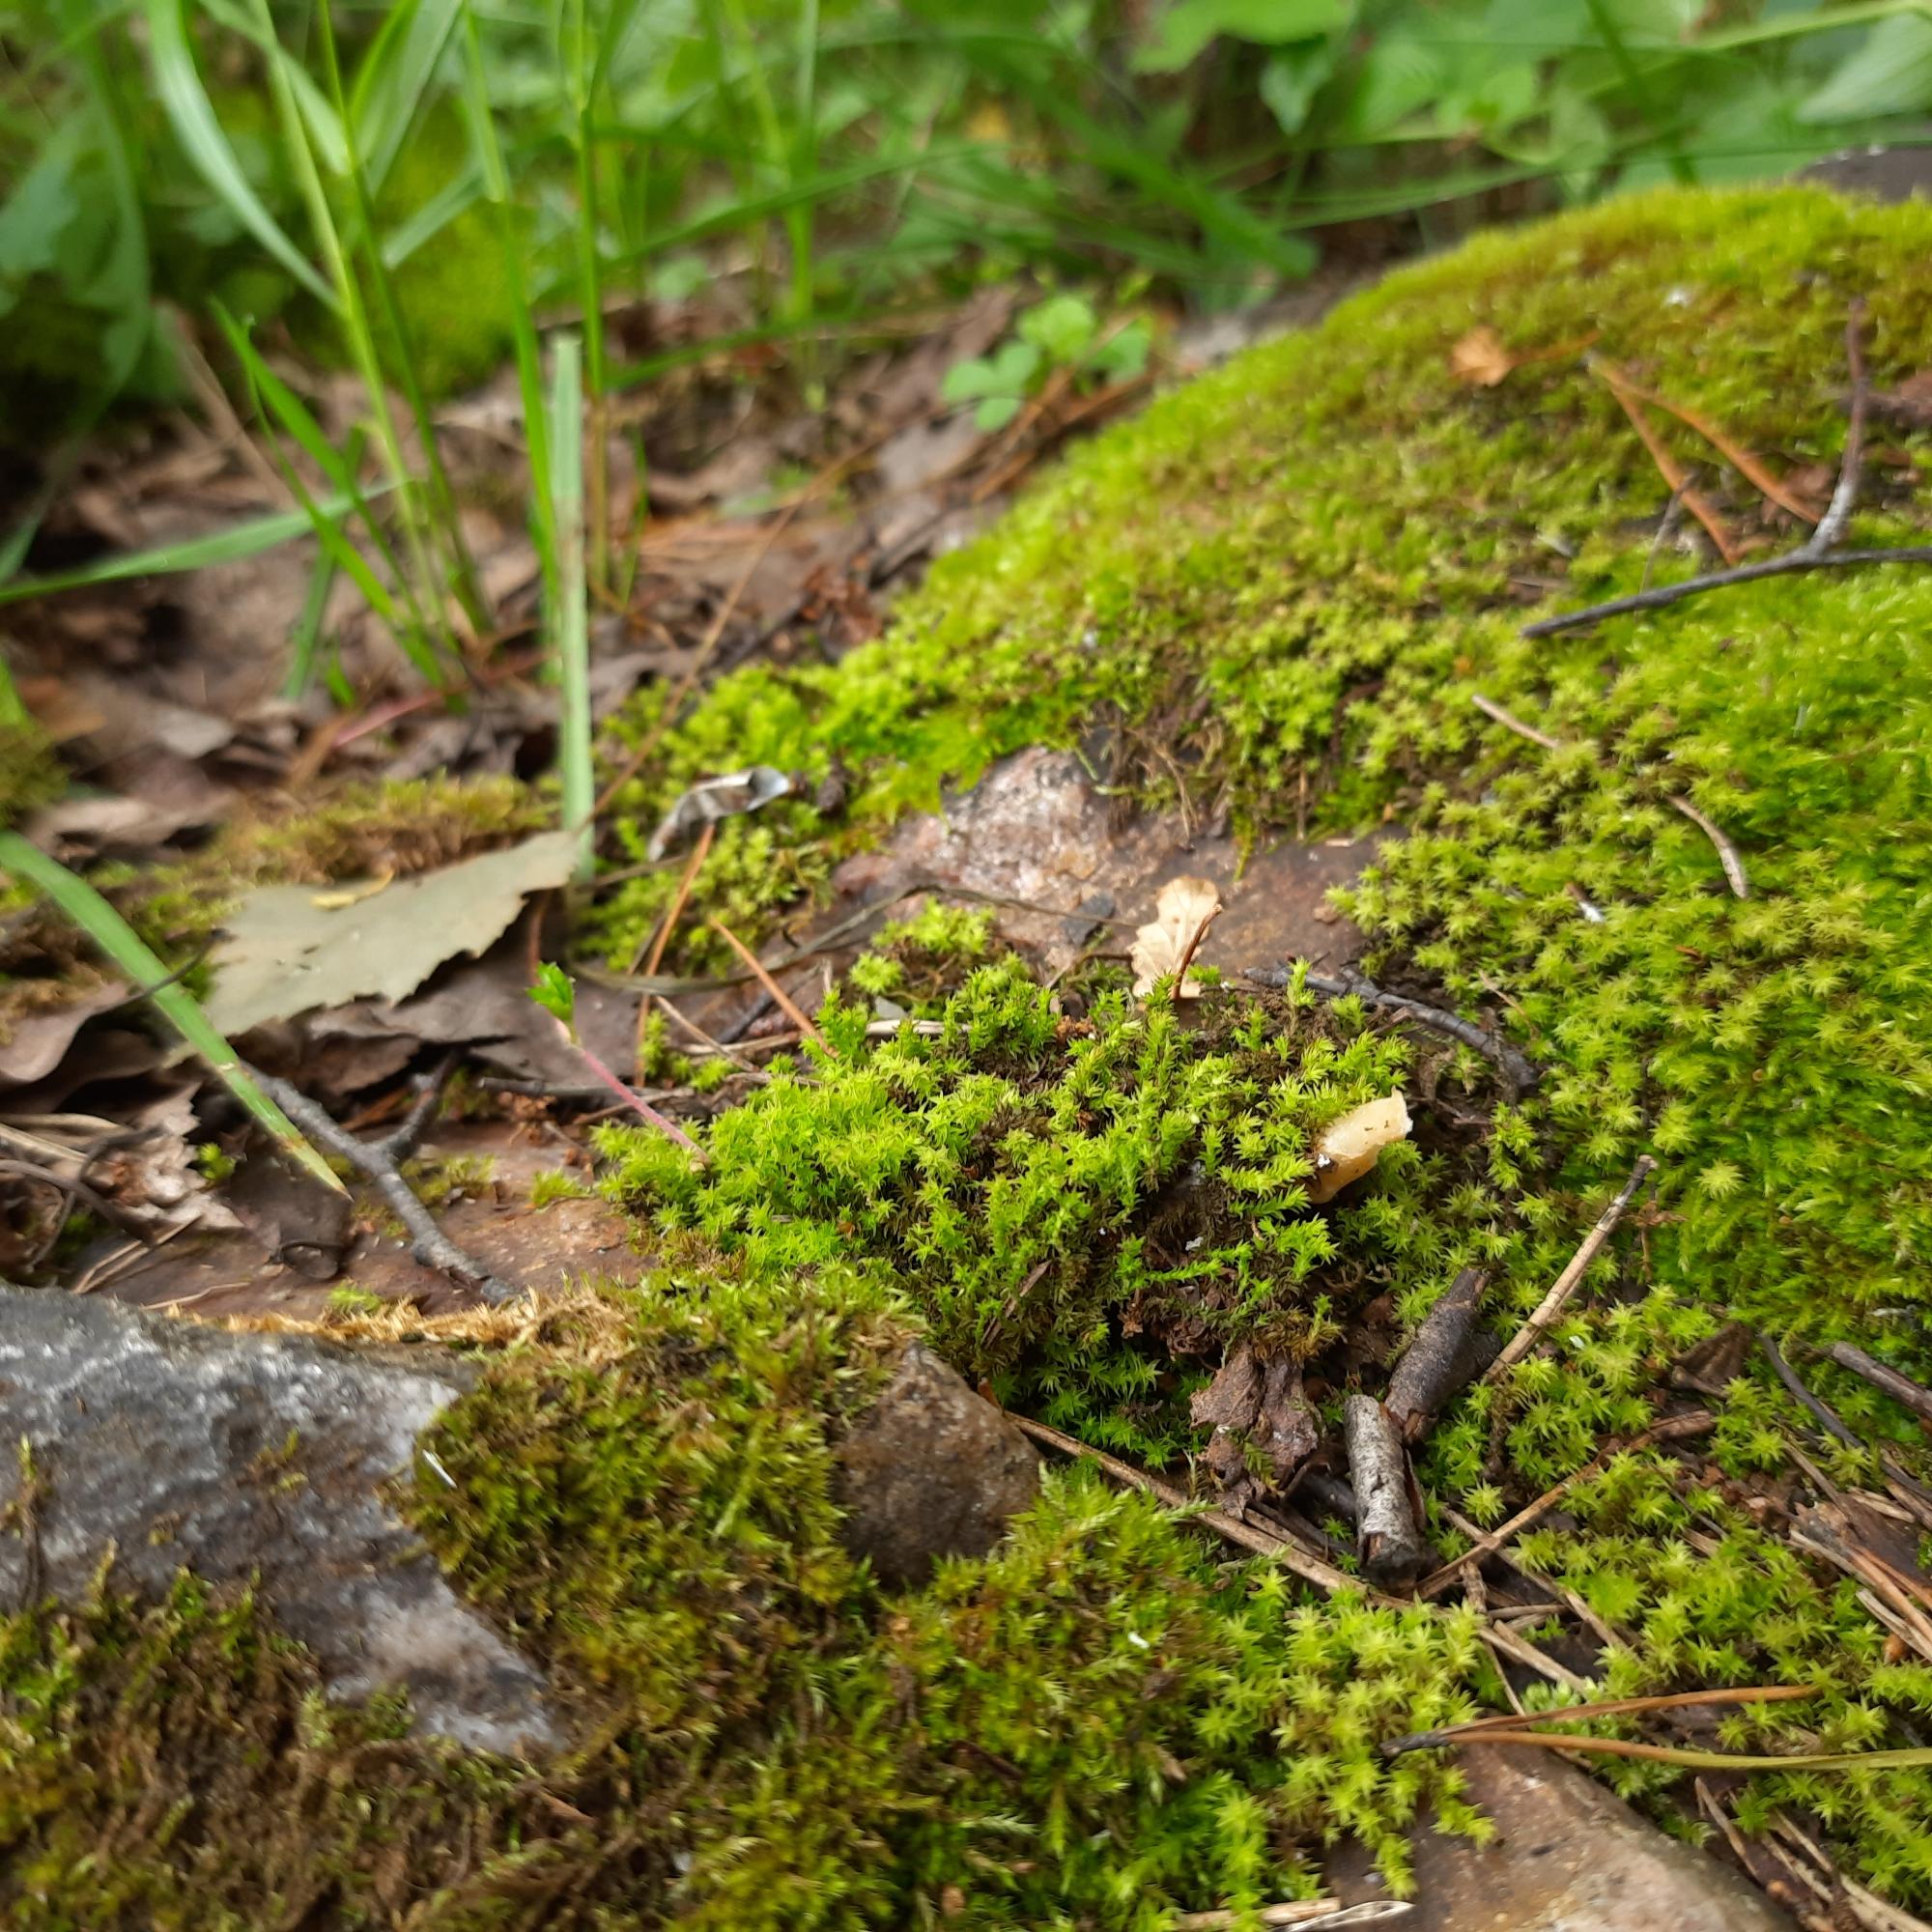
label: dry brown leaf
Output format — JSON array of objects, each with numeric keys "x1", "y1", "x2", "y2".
[
  {"x1": 1131, "y1": 874, "x2": 1223, "y2": 998},
  {"x1": 1307, "y1": 1093, "x2": 1411, "y2": 1203},
  {"x1": 1450, "y1": 326, "x2": 1515, "y2": 387}
]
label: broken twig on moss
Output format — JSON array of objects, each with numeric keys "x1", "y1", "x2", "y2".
[
  {"x1": 1384, "y1": 1267, "x2": 1491, "y2": 1443},
  {"x1": 1485, "y1": 1154, "x2": 1657, "y2": 1382},
  {"x1": 251, "y1": 1068, "x2": 521, "y2": 1305},
  {"x1": 1381, "y1": 1683, "x2": 1816, "y2": 1758},
  {"x1": 1825, "y1": 1341, "x2": 1932, "y2": 1428},
  {"x1": 1665, "y1": 795, "x2": 1751, "y2": 899},
  {"x1": 1344, "y1": 1396, "x2": 1431, "y2": 1588},
  {"x1": 1243, "y1": 964, "x2": 1539, "y2": 1094},
  {"x1": 1759, "y1": 1332, "x2": 1861, "y2": 1448}
]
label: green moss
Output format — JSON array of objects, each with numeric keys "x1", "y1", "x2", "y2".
[{"x1": 598, "y1": 960, "x2": 1518, "y2": 1464}]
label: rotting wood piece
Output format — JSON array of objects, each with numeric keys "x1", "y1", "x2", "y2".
[
  {"x1": 1344, "y1": 1395, "x2": 1432, "y2": 1589},
  {"x1": 1384, "y1": 1266, "x2": 1492, "y2": 1444}
]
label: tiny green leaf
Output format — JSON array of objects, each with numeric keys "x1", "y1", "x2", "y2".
[{"x1": 529, "y1": 960, "x2": 578, "y2": 1035}]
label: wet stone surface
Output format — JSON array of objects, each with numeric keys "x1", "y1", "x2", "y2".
[{"x1": 0, "y1": 1285, "x2": 558, "y2": 1755}]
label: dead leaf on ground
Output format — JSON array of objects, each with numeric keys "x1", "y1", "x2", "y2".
[
  {"x1": 1131, "y1": 874, "x2": 1223, "y2": 998},
  {"x1": 204, "y1": 830, "x2": 580, "y2": 1037},
  {"x1": 1450, "y1": 326, "x2": 1517, "y2": 388},
  {"x1": 1869, "y1": 368, "x2": 1932, "y2": 430},
  {"x1": 1307, "y1": 1093, "x2": 1410, "y2": 1203},
  {"x1": 0, "y1": 980, "x2": 128, "y2": 1086}
]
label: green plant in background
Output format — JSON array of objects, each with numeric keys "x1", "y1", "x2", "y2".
[{"x1": 941, "y1": 291, "x2": 1152, "y2": 429}]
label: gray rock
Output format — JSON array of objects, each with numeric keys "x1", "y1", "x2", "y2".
[
  {"x1": 1334, "y1": 1746, "x2": 1794, "y2": 1930},
  {"x1": 836, "y1": 1342, "x2": 1040, "y2": 1588},
  {"x1": 0, "y1": 1285, "x2": 554, "y2": 1755}
]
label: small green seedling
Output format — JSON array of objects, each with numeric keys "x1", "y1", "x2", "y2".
[{"x1": 941, "y1": 294, "x2": 1152, "y2": 430}]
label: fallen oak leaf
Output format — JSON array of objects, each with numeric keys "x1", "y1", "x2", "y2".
[
  {"x1": 1131, "y1": 874, "x2": 1223, "y2": 998},
  {"x1": 1307, "y1": 1093, "x2": 1410, "y2": 1204}
]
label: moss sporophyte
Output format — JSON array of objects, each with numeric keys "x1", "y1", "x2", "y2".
[{"x1": 9, "y1": 185, "x2": 1932, "y2": 1924}]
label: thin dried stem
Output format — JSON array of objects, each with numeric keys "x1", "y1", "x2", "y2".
[{"x1": 709, "y1": 917, "x2": 826, "y2": 1049}]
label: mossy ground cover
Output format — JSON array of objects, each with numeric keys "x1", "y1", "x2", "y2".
[{"x1": 10, "y1": 185, "x2": 1932, "y2": 1922}]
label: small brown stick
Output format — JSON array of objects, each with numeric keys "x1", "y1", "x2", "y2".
[
  {"x1": 1383, "y1": 1683, "x2": 1815, "y2": 1757},
  {"x1": 1243, "y1": 964, "x2": 1539, "y2": 1094},
  {"x1": 634, "y1": 819, "x2": 716, "y2": 978},
  {"x1": 1471, "y1": 692, "x2": 1563, "y2": 753},
  {"x1": 1804, "y1": 298, "x2": 1869, "y2": 560},
  {"x1": 1825, "y1": 1341, "x2": 1932, "y2": 1428},
  {"x1": 1479, "y1": 1620, "x2": 1595, "y2": 1693},
  {"x1": 708, "y1": 918, "x2": 826, "y2": 1050},
  {"x1": 252, "y1": 1070, "x2": 520, "y2": 1305},
  {"x1": 1485, "y1": 1155, "x2": 1658, "y2": 1383},
  {"x1": 1759, "y1": 1331, "x2": 1861, "y2": 1448},
  {"x1": 1009, "y1": 1413, "x2": 1404, "y2": 1605},
  {"x1": 1596, "y1": 362, "x2": 1740, "y2": 565},
  {"x1": 1592, "y1": 363, "x2": 1820, "y2": 526},
  {"x1": 1521, "y1": 544, "x2": 1932, "y2": 637},
  {"x1": 1418, "y1": 1407, "x2": 1713, "y2": 1598},
  {"x1": 1666, "y1": 795, "x2": 1751, "y2": 899},
  {"x1": 1440, "y1": 1502, "x2": 1621, "y2": 1650},
  {"x1": 1384, "y1": 1267, "x2": 1491, "y2": 1443},
  {"x1": 1344, "y1": 1396, "x2": 1431, "y2": 1588}
]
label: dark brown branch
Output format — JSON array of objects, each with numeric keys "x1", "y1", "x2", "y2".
[
  {"x1": 1384, "y1": 1267, "x2": 1492, "y2": 1443},
  {"x1": 1758, "y1": 1331, "x2": 1860, "y2": 1447},
  {"x1": 1520, "y1": 546, "x2": 1932, "y2": 638},
  {"x1": 1825, "y1": 1341, "x2": 1932, "y2": 1429},
  {"x1": 251, "y1": 1070, "x2": 520, "y2": 1305},
  {"x1": 1243, "y1": 964, "x2": 1539, "y2": 1095}
]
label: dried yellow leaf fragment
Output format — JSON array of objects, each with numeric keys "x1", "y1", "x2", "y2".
[
  {"x1": 1307, "y1": 1093, "x2": 1410, "y2": 1203},
  {"x1": 1131, "y1": 874, "x2": 1223, "y2": 998}
]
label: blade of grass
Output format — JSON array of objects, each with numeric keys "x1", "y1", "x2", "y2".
[
  {"x1": 213, "y1": 301, "x2": 414, "y2": 600},
  {"x1": 284, "y1": 537, "x2": 340, "y2": 699},
  {"x1": 0, "y1": 491, "x2": 382, "y2": 608},
  {"x1": 146, "y1": 0, "x2": 335, "y2": 306},
  {"x1": 458, "y1": 1, "x2": 555, "y2": 608},
  {"x1": 548, "y1": 332, "x2": 593, "y2": 882},
  {"x1": 244, "y1": 0, "x2": 451, "y2": 664},
  {"x1": 349, "y1": 0, "x2": 464, "y2": 195},
  {"x1": 559, "y1": 0, "x2": 611, "y2": 598},
  {"x1": 0, "y1": 833, "x2": 345, "y2": 1195},
  {"x1": 314, "y1": 0, "x2": 487, "y2": 638}
]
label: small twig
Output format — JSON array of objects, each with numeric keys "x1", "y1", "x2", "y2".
[
  {"x1": 1804, "y1": 298, "x2": 1869, "y2": 559},
  {"x1": 1759, "y1": 1331, "x2": 1861, "y2": 1448},
  {"x1": 543, "y1": 1024, "x2": 708, "y2": 1159},
  {"x1": 373, "y1": 1051, "x2": 459, "y2": 1163},
  {"x1": 1479, "y1": 1620, "x2": 1594, "y2": 1693},
  {"x1": 1244, "y1": 965, "x2": 1539, "y2": 1094},
  {"x1": 1418, "y1": 1407, "x2": 1713, "y2": 1598},
  {"x1": 1009, "y1": 1413, "x2": 1403, "y2": 1605},
  {"x1": 252, "y1": 1071, "x2": 520, "y2": 1304},
  {"x1": 634, "y1": 818, "x2": 716, "y2": 977},
  {"x1": 1385, "y1": 1267, "x2": 1491, "y2": 1443},
  {"x1": 1639, "y1": 487, "x2": 1686, "y2": 592},
  {"x1": 1382, "y1": 1683, "x2": 1815, "y2": 1757},
  {"x1": 1825, "y1": 1341, "x2": 1932, "y2": 1429},
  {"x1": 1595, "y1": 360, "x2": 1740, "y2": 564},
  {"x1": 1471, "y1": 692, "x2": 1562, "y2": 753},
  {"x1": 1469, "y1": 695, "x2": 1749, "y2": 899},
  {"x1": 1485, "y1": 1155, "x2": 1657, "y2": 1382},
  {"x1": 1522, "y1": 544, "x2": 1932, "y2": 637},
  {"x1": 1345, "y1": 1396, "x2": 1431, "y2": 1587},
  {"x1": 1664, "y1": 795, "x2": 1750, "y2": 899},
  {"x1": 709, "y1": 917, "x2": 826, "y2": 1049}
]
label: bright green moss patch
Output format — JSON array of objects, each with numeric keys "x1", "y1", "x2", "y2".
[{"x1": 598, "y1": 959, "x2": 1535, "y2": 1464}]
